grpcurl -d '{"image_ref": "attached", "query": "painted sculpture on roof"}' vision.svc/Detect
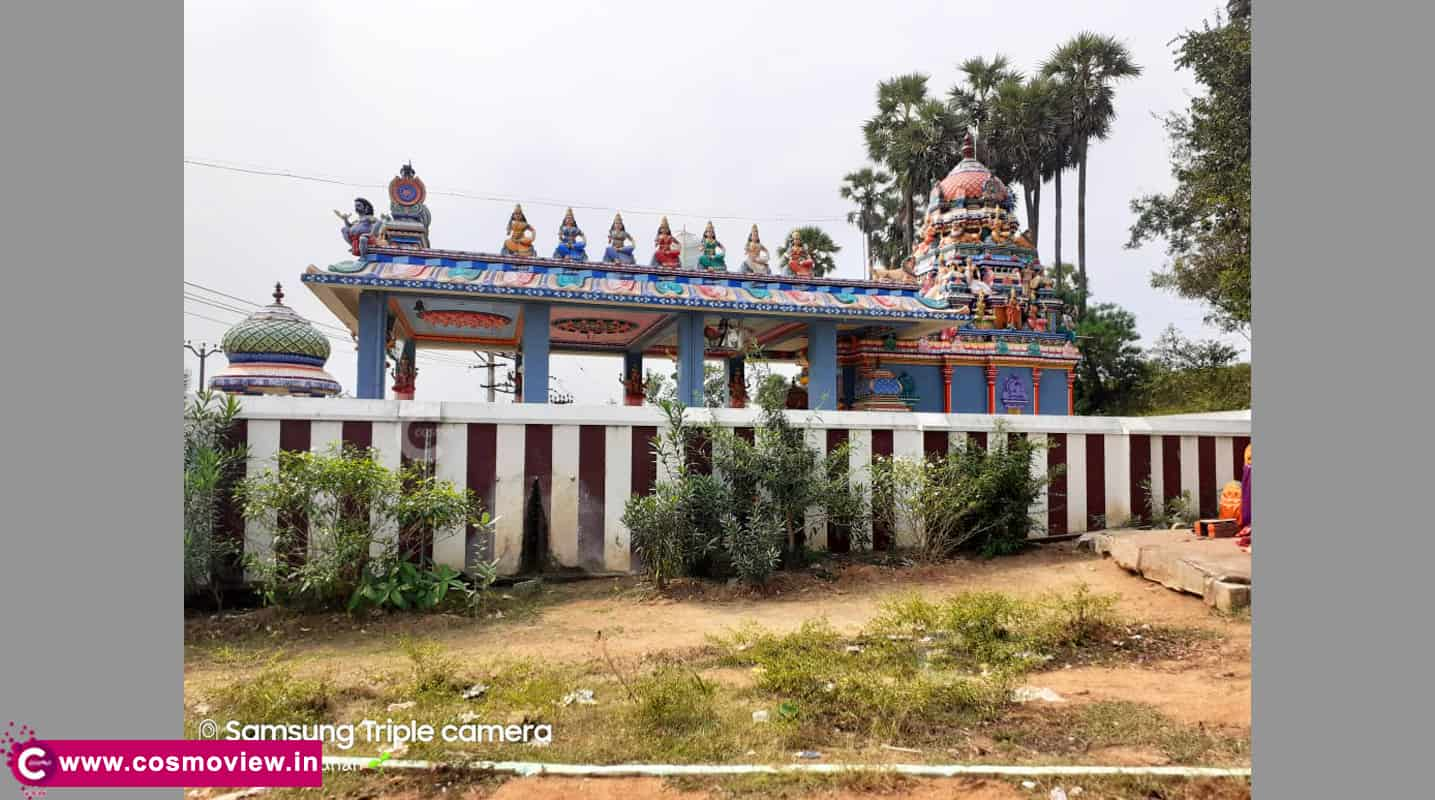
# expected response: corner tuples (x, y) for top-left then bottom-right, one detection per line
(872, 255), (918, 284)
(552, 208), (588, 262)
(740, 225), (771, 274)
(604, 213), (637, 264)
(784, 230), (816, 278)
(651, 216), (682, 268)
(336, 198), (382, 257)
(501, 204), (537, 257)
(697, 221), (726, 271)
(381, 163), (432, 248)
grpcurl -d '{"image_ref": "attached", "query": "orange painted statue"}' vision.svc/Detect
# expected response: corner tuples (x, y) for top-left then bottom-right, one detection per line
(501, 204), (537, 257)
(785, 230), (816, 278)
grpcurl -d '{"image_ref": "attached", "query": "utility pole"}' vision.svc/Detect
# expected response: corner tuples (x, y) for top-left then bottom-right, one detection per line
(184, 340), (224, 388)
(471, 351), (517, 402)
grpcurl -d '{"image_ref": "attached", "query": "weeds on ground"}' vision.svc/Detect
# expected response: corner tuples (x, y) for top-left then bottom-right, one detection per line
(206, 657), (334, 725)
(670, 769), (915, 798)
(987, 700), (1245, 765)
(396, 636), (467, 700)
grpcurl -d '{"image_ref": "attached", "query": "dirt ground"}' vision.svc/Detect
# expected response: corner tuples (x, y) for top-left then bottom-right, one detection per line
(185, 545), (1252, 799)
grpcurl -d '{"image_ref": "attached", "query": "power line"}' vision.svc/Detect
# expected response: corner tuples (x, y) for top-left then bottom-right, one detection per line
(184, 157), (850, 224)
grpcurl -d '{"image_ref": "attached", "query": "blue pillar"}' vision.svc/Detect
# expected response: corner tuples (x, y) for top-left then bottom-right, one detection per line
(675, 312), (706, 407)
(356, 291), (388, 400)
(521, 304), (551, 404)
(807, 320), (837, 411)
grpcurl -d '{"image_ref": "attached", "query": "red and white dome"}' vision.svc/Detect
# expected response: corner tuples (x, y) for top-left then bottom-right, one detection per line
(937, 132), (1010, 204)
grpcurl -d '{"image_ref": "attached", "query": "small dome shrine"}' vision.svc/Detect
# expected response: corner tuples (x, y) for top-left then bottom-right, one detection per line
(937, 132), (1011, 206)
(210, 283), (341, 397)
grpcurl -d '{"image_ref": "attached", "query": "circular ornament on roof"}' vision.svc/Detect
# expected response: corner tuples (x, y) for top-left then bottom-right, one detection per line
(389, 174), (427, 207)
(554, 317), (640, 337)
(419, 309), (512, 329)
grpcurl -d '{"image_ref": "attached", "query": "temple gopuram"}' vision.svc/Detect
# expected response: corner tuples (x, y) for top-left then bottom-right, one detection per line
(303, 140), (1080, 413)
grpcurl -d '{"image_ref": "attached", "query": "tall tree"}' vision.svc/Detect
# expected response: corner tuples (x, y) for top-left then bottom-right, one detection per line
(778, 226), (842, 278)
(839, 167), (891, 272)
(948, 55), (1022, 164)
(1043, 78), (1075, 289)
(988, 76), (1061, 247)
(863, 75), (965, 255)
(1042, 33), (1142, 316)
(1127, 3), (1251, 334)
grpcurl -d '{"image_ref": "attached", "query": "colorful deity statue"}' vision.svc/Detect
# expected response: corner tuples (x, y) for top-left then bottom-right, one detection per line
(603, 213), (637, 264)
(697, 221), (727, 270)
(785, 230), (816, 278)
(965, 257), (992, 297)
(336, 197), (382, 256)
(502, 204), (536, 257)
(552, 208), (588, 261)
(651, 216), (682, 268)
(740, 225), (770, 274)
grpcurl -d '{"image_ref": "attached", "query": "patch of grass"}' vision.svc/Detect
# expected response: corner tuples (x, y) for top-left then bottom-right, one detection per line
(714, 618), (1009, 742)
(631, 664), (718, 732)
(396, 636), (466, 700)
(986, 700), (1247, 765)
(207, 657), (334, 724)
(670, 769), (915, 798)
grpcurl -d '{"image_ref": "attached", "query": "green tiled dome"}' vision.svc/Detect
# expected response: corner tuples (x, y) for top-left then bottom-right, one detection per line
(221, 285), (331, 362)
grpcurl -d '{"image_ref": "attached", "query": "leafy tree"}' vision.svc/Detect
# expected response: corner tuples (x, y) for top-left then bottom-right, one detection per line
(1148, 324), (1239, 371)
(778, 225), (842, 278)
(1128, 2), (1251, 334)
(839, 167), (892, 272)
(1042, 33), (1142, 316)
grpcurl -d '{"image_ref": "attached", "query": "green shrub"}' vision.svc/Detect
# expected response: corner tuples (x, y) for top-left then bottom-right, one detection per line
(183, 391), (248, 607)
(397, 637), (464, 699)
(239, 445), (488, 611)
(918, 428), (1050, 557)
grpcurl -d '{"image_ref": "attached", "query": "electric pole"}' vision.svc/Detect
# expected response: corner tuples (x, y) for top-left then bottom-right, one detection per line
(184, 340), (224, 388)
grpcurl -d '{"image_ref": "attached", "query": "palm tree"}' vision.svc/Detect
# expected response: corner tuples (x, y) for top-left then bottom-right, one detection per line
(863, 74), (940, 255)
(1043, 77), (1076, 291)
(778, 226), (842, 278)
(948, 55), (1022, 163)
(988, 76), (1060, 248)
(839, 167), (891, 274)
(1042, 33), (1142, 315)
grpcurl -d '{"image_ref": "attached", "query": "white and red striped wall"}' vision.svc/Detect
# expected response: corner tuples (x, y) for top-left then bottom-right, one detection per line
(218, 397), (1251, 576)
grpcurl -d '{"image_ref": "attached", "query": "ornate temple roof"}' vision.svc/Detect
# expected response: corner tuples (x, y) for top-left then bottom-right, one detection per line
(211, 284), (341, 397)
(937, 132), (1011, 205)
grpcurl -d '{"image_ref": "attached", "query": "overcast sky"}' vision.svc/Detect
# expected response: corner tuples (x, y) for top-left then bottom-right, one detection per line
(184, 0), (1245, 403)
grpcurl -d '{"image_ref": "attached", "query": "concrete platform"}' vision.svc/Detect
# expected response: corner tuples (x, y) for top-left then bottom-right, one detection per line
(1092, 529), (1251, 612)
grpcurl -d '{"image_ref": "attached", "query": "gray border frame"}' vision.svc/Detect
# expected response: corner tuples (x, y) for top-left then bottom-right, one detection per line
(5, 0), (1434, 796)
(0, 0), (179, 796)
(1256, 0), (1432, 795)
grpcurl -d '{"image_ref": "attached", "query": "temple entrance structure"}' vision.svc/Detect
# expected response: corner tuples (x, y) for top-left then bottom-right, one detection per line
(306, 150), (1080, 414)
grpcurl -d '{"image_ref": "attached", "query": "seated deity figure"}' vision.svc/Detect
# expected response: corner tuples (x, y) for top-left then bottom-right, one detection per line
(552, 208), (588, 261)
(337, 197), (382, 256)
(740, 224), (771, 274)
(784, 230), (816, 278)
(603, 213), (637, 264)
(501, 204), (537, 257)
(697, 221), (727, 270)
(651, 216), (682, 268)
